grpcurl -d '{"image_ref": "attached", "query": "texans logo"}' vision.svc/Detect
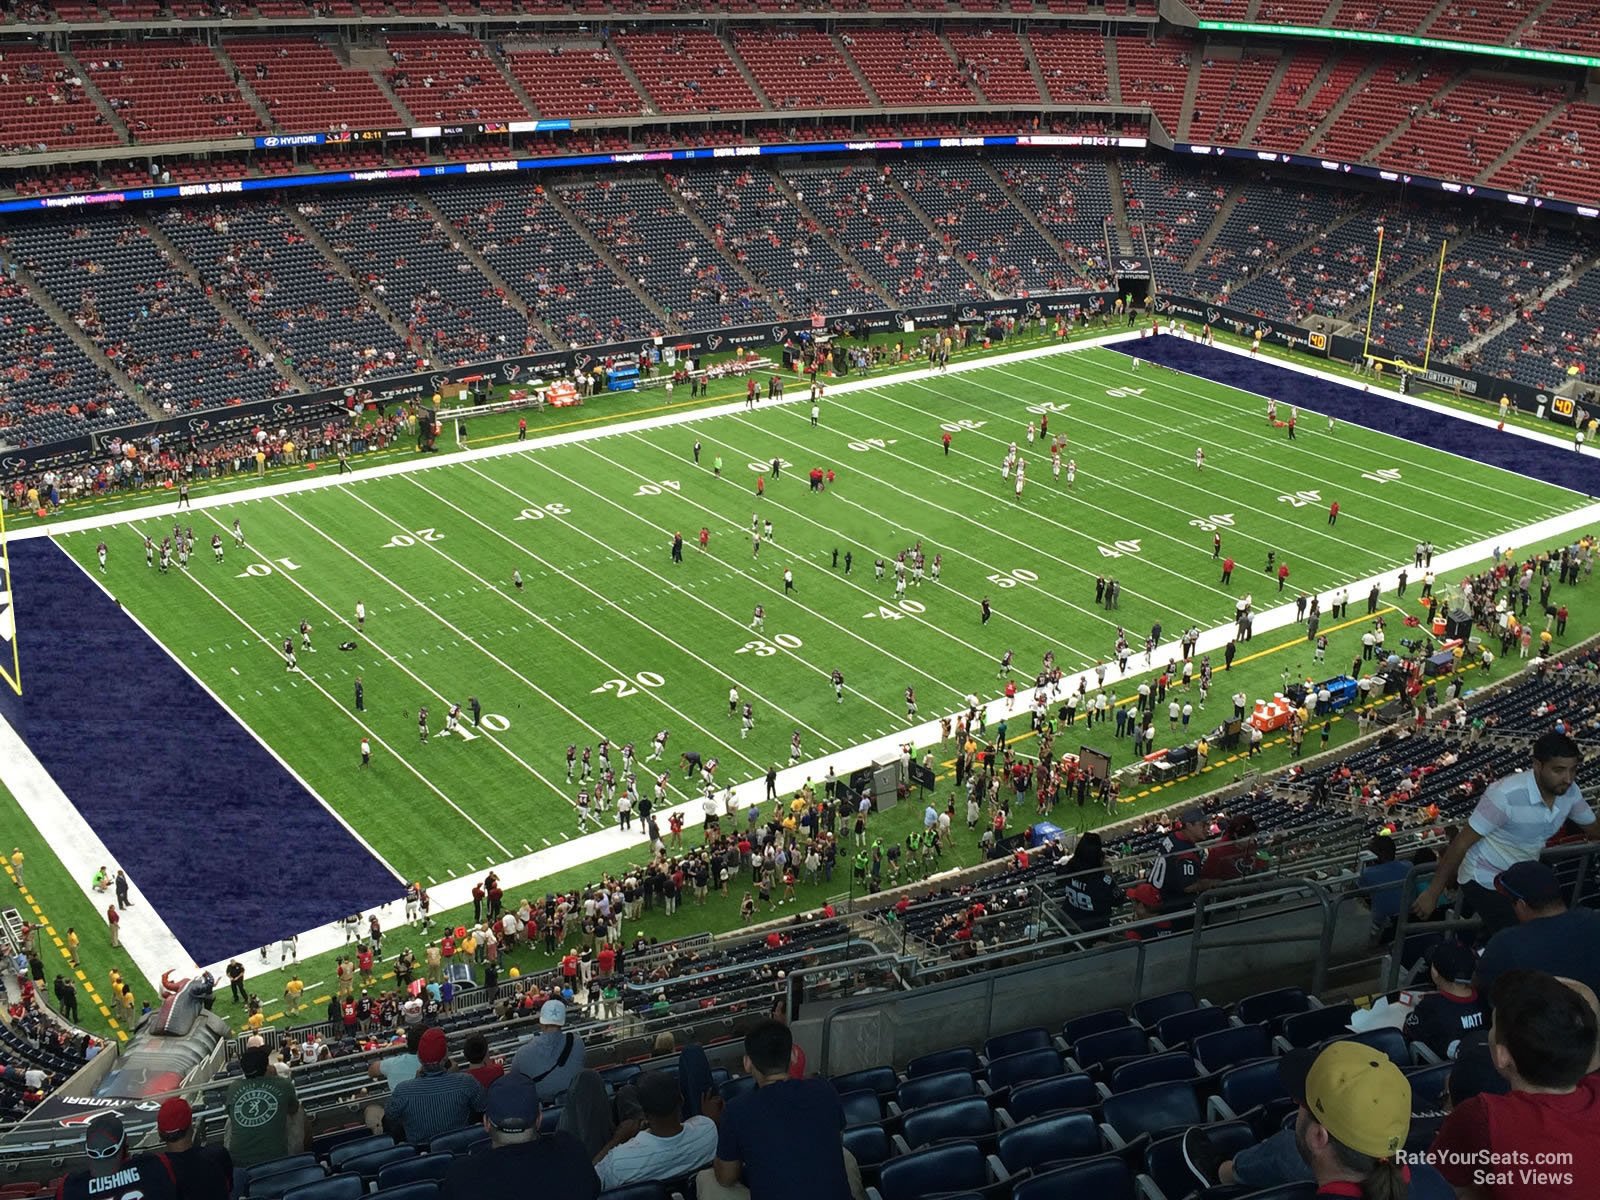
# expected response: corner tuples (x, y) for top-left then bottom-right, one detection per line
(429, 375), (451, 394)
(706, 335), (724, 351)
(1155, 299), (1170, 313)
(271, 402), (293, 420)
(1206, 308), (1220, 323)
(771, 326), (788, 342)
(894, 313), (911, 327)
(1256, 323), (1271, 337)
(575, 354), (593, 371)
(188, 419), (210, 434)
(961, 307), (980, 321)
(503, 364), (521, 382)
(1025, 302), (1042, 317)
(1, 456), (25, 473)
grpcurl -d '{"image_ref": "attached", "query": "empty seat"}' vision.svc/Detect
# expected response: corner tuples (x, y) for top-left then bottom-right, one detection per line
(1005, 1073), (1100, 1122)
(1062, 1009), (1131, 1044)
(1405, 1063), (1452, 1111)
(367, 1185), (441, 1200)
(427, 1128), (491, 1156)
(984, 1027), (1052, 1061)
(282, 1178), (363, 1200)
(1235, 987), (1311, 1029)
(242, 1156), (318, 1195)
(377, 1154), (453, 1190)
(992, 1110), (1103, 1175)
(1012, 1153), (1135, 1200)
(877, 1141), (989, 1200)
(842, 1123), (893, 1180)
(986, 1047), (1064, 1093)
(900, 1096), (996, 1150)
(342, 1146), (417, 1181)
(1156, 1007), (1233, 1048)
(327, 1136), (394, 1170)
(906, 1046), (981, 1078)
(1280, 1005), (1357, 1048)
(840, 1089), (884, 1129)
(720, 1076), (758, 1104)
(896, 1069), (980, 1114)
(1102, 1081), (1202, 1142)
(1194, 1024), (1272, 1073)
(601, 1064), (642, 1090)
(832, 1066), (898, 1098)
(1135, 992), (1199, 1027)
(248, 1168), (328, 1200)
(1219, 1059), (1292, 1116)
(1072, 1025), (1150, 1070)
(1145, 1122), (1256, 1200)
(1109, 1050), (1199, 1093)
(1327, 1028), (1410, 1068)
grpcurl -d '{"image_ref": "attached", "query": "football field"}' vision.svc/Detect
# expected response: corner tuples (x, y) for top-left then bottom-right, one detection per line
(47, 342), (1591, 901)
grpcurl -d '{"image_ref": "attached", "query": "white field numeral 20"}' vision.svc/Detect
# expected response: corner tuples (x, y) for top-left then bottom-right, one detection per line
(1277, 490), (1321, 508)
(592, 671), (666, 698)
(383, 527), (444, 548)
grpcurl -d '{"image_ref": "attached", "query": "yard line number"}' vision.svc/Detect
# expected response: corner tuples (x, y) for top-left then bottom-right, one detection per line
(1187, 513), (1236, 532)
(1097, 540), (1143, 558)
(986, 568), (1038, 589)
(737, 634), (804, 656)
(864, 599), (927, 620)
(515, 504), (572, 521)
(383, 527), (445, 548)
(592, 671), (666, 698)
(439, 713), (512, 741)
(237, 558), (303, 578)
(633, 480), (681, 497)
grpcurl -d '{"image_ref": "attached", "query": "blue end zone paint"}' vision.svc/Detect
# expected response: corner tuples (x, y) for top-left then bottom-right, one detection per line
(1112, 336), (1599, 497)
(2, 536), (402, 966)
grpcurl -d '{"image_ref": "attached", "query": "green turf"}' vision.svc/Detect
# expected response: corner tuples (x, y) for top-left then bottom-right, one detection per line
(52, 345), (1588, 891)
(0, 781), (155, 1042)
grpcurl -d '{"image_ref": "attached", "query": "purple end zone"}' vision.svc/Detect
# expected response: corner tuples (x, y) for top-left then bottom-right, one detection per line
(1111, 335), (1599, 497)
(0, 536), (403, 967)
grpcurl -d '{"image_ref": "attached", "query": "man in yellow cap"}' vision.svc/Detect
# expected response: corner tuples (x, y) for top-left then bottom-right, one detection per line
(9, 847), (21, 888)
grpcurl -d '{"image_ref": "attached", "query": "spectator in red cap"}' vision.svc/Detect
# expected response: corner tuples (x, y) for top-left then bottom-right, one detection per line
(1124, 883), (1171, 941)
(384, 1027), (486, 1146)
(157, 1097), (231, 1200)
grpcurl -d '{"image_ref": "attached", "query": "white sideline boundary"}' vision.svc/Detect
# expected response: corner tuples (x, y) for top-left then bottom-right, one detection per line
(0, 329), (1593, 988)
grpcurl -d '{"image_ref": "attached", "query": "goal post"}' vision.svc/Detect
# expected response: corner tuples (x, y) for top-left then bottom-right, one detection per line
(1362, 226), (1450, 378)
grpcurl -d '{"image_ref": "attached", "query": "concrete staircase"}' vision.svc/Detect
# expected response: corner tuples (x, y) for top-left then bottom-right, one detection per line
(1175, 52), (1205, 142)
(833, 32), (883, 107)
(1454, 256), (1599, 362)
(1183, 185), (1247, 275)
(1105, 34), (1124, 104)
(608, 43), (660, 115)
(1239, 56), (1294, 145)
(1104, 159), (1138, 255)
(213, 45), (277, 131)
(60, 49), (130, 144)
(718, 31), (774, 112)
(412, 191), (561, 347)
(545, 185), (674, 327)
(482, 42), (542, 120)
(0, 254), (150, 415)
(656, 175), (783, 315)
(885, 175), (992, 296)
(138, 217), (312, 394)
(345, 45), (413, 124)
(1362, 70), (1468, 165)
(933, 30), (986, 105)
(1476, 100), (1566, 185)
(1508, 0), (1562, 46)
(283, 205), (437, 363)
(1300, 57), (1386, 152)
(1021, 32), (1053, 104)
(767, 169), (897, 308)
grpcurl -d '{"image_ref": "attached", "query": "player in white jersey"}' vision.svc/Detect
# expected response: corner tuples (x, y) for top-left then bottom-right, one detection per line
(1014, 462), (1026, 500)
(356, 601), (365, 631)
(177, 540), (189, 569)
(232, 519), (244, 546)
(445, 702), (461, 732)
(1131, 357), (1141, 371)
(512, 570), (523, 592)
(97, 542), (107, 572)
(931, 554), (942, 582)
(894, 574), (907, 599)
(300, 619), (314, 652)
(211, 533), (224, 562)
(577, 788), (592, 830)
(905, 686), (918, 719)
(912, 556), (924, 585)
(752, 530), (761, 558)
(763, 519), (773, 543)
(728, 686), (740, 717)
(1066, 459), (1076, 485)
(752, 603), (765, 632)
(1195, 447), (1205, 471)
(1025, 421), (1035, 445)
(145, 536), (154, 567)
(649, 729), (669, 762)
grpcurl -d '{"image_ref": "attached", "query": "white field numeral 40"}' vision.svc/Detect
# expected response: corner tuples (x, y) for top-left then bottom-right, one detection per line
(864, 599), (927, 620)
(593, 671), (666, 698)
(1097, 540), (1142, 558)
(634, 480), (681, 497)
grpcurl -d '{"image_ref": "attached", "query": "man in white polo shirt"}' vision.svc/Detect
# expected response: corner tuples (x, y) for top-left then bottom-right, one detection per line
(1413, 731), (1596, 937)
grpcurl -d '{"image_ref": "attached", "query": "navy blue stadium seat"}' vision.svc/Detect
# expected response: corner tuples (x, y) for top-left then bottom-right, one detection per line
(1326, 1027), (1410, 1067)
(248, 1168), (328, 1200)
(377, 1154), (453, 1190)
(900, 1096), (995, 1150)
(843, 1123), (893, 1182)
(1071, 1025), (1149, 1070)
(241, 1156), (318, 1194)
(1279, 1005), (1356, 1048)
(1145, 1122), (1256, 1200)
(906, 1046), (981, 1078)
(1194, 1023), (1272, 1073)
(1062, 1009), (1131, 1044)
(896, 1068), (980, 1113)
(282, 1178), (362, 1200)
(427, 1127), (491, 1156)
(539, 1106), (562, 1134)
(342, 1145), (417, 1181)
(833, 1066), (899, 1098)
(1234, 987), (1310, 1030)
(326, 1135), (393, 1170)
(311, 1129), (375, 1160)
(601, 1064), (642, 1091)
(1405, 1063), (1453, 1111)
(993, 1111), (1103, 1174)
(1109, 1050), (1200, 1093)
(1135, 992), (1199, 1028)
(1157, 1006), (1232, 1047)
(367, 1185), (441, 1200)
(877, 1141), (989, 1200)
(720, 1075), (758, 1104)
(985, 1047), (1064, 1092)
(1005, 1073), (1100, 1122)
(841, 1088), (885, 1129)
(598, 1185), (672, 1200)
(1012, 1153), (1135, 1200)
(1219, 1060), (1291, 1115)
(983, 1028), (1052, 1061)
(1102, 1081), (1203, 1142)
